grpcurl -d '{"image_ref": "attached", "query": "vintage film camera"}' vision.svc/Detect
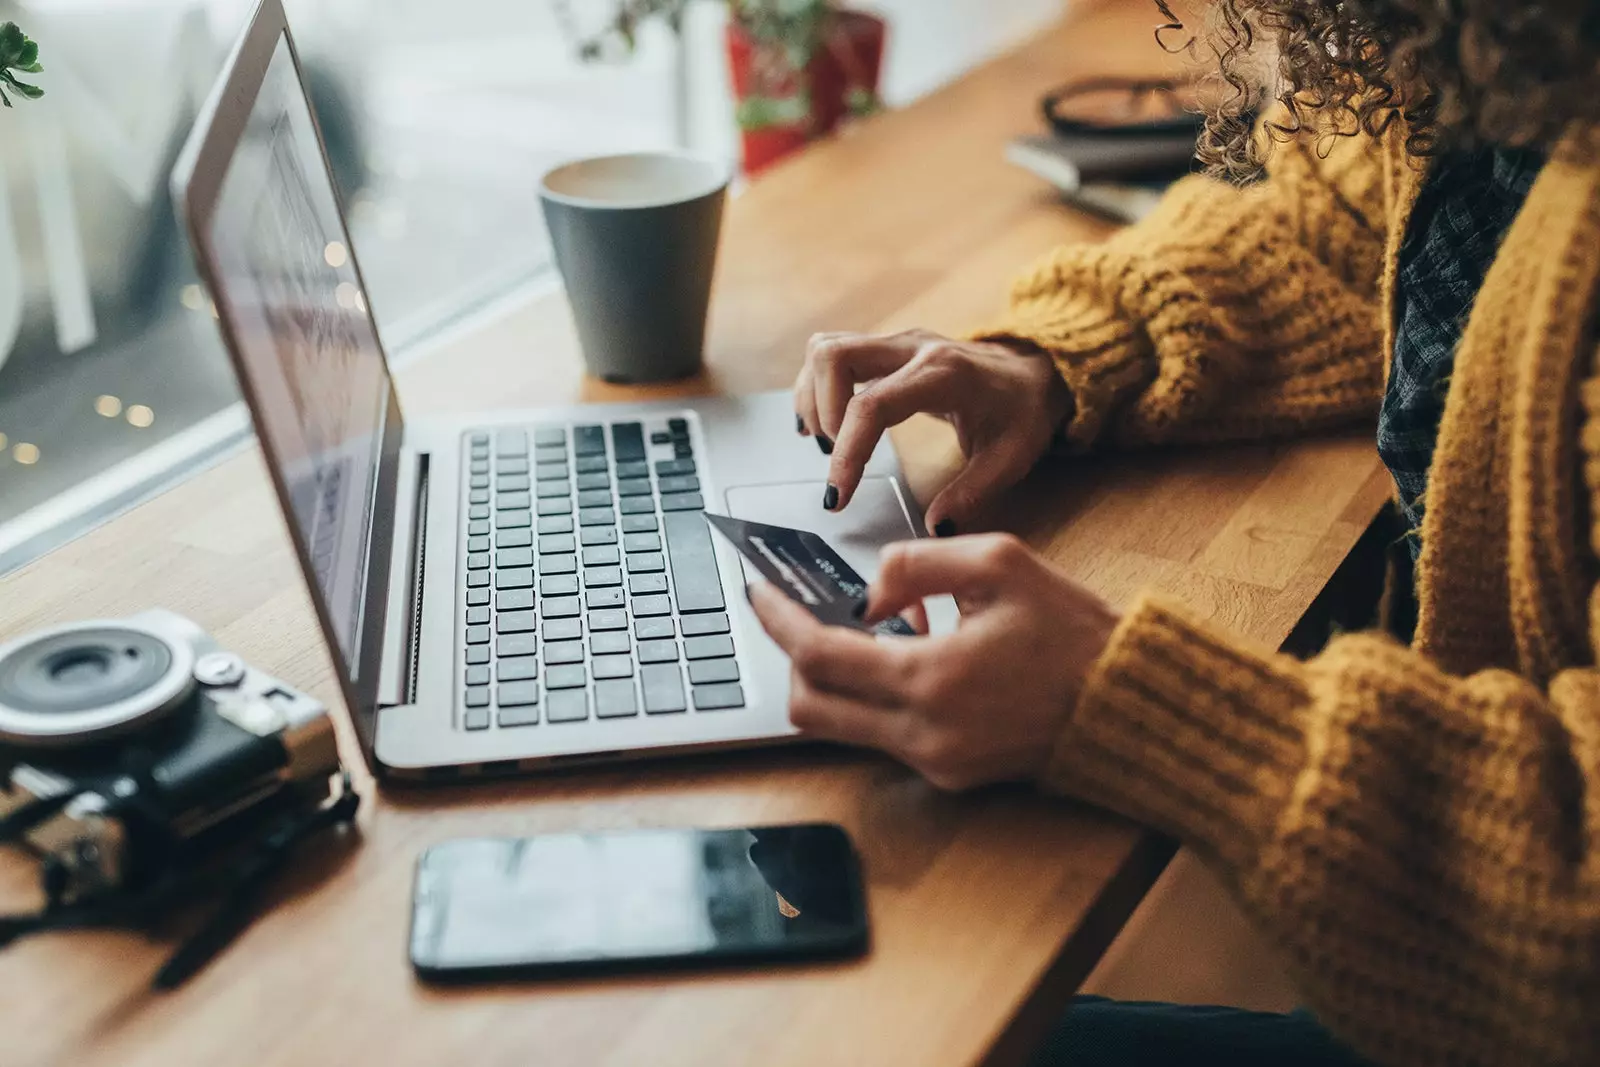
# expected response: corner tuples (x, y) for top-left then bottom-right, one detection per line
(0, 610), (358, 984)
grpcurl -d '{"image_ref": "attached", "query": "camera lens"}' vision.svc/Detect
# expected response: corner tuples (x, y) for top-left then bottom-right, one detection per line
(0, 623), (194, 745)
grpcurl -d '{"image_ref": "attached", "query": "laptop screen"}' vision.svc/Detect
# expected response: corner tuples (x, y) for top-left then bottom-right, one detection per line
(207, 33), (392, 676)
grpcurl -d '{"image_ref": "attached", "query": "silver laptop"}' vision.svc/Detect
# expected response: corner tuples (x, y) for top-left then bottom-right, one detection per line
(171, 0), (941, 780)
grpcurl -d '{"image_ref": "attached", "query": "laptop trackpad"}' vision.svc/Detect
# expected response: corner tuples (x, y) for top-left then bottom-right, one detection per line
(724, 477), (959, 636)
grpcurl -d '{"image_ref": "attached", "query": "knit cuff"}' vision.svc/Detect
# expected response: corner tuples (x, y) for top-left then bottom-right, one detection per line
(1043, 593), (1311, 872)
(972, 289), (1152, 452)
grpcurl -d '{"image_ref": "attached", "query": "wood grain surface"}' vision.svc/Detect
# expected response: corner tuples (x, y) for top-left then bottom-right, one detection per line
(0, 4), (1390, 1066)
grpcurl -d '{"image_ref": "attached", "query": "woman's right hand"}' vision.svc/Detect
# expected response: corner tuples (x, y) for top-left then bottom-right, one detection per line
(794, 329), (1073, 534)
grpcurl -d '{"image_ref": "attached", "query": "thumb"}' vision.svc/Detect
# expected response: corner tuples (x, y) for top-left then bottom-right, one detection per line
(924, 444), (1031, 536)
(864, 534), (1026, 623)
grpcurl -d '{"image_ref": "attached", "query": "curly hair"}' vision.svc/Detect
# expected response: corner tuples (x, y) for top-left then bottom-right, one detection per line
(1154, 0), (1600, 181)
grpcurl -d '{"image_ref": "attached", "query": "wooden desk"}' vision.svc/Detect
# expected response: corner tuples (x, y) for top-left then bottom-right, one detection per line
(0, 5), (1390, 1066)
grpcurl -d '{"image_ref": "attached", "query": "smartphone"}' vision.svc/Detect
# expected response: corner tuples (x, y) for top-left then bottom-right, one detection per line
(409, 823), (869, 981)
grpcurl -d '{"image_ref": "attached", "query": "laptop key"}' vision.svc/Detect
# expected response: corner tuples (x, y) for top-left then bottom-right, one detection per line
(496, 569), (534, 590)
(467, 571), (490, 589)
(693, 683), (745, 711)
(546, 665), (587, 690)
(621, 514), (658, 534)
(541, 554), (578, 576)
(499, 681), (541, 708)
(495, 430), (527, 456)
(689, 658), (739, 685)
(537, 480), (571, 499)
(627, 552), (666, 574)
(471, 459), (490, 476)
(498, 491), (532, 511)
(592, 655), (634, 680)
(468, 535), (490, 554)
(466, 647), (491, 666)
(471, 432), (490, 447)
(540, 575), (580, 597)
(465, 665), (491, 686)
(581, 526), (619, 547)
(537, 497), (573, 517)
(497, 611), (537, 634)
(595, 679), (639, 719)
(467, 607), (490, 626)
(668, 417), (689, 435)
(466, 625), (491, 645)
(636, 617), (675, 640)
(638, 639), (679, 665)
(663, 511), (726, 613)
(534, 462), (567, 481)
(591, 631), (631, 655)
(658, 475), (700, 495)
(467, 553), (490, 571)
(685, 635), (735, 660)
(499, 475), (531, 493)
(584, 566), (622, 588)
(499, 705), (540, 729)
(583, 545), (621, 567)
(615, 460), (649, 481)
(500, 457), (530, 476)
(680, 613), (730, 637)
(499, 656), (539, 682)
(576, 472), (611, 492)
(575, 425), (608, 456)
(498, 634), (537, 657)
(623, 532), (661, 554)
(674, 442), (694, 458)
(464, 706), (491, 731)
(587, 588), (625, 610)
(470, 474), (489, 491)
(641, 664), (687, 715)
(497, 588), (535, 612)
(465, 686), (490, 708)
(575, 454), (608, 475)
(534, 445), (568, 465)
(469, 520), (490, 537)
(651, 431), (671, 445)
(544, 641), (584, 666)
(539, 533), (577, 555)
(588, 609), (629, 632)
(616, 479), (653, 498)
(470, 489), (489, 506)
(496, 510), (532, 530)
(533, 426), (567, 447)
(629, 573), (669, 596)
(544, 596), (581, 619)
(497, 548), (533, 569)
(574, 489), (609, 510)
(655, 458), (697, 478)
(498, 528), (533, 549)
(612, 423), (647, 462)
(533, 614), (578, 641)
(579, 507), (616, 527)
(537, 515), (574, 535)
(468, 588), (491, 607)
(631, 595), (672, 618)
(546, 689), (589, 723)
(469, 504), (490, 521)
(660, 492), (704, 513)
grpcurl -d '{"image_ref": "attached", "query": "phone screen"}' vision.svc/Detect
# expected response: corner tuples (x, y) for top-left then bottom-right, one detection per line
(409, 824), (868, 978)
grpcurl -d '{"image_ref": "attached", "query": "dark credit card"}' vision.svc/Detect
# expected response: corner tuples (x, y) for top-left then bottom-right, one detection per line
(704, 513), (916, 636)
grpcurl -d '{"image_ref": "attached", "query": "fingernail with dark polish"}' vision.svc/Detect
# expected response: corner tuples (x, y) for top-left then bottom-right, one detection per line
(817, 435), (834, 456)
(823, 484), (840, 511)
(795, 414), (808, 436)
(934, 519), (957, 538)
(851, 598), (869, 621)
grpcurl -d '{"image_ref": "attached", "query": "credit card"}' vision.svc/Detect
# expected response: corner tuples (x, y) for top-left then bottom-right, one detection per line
(704, 513), (916, 636)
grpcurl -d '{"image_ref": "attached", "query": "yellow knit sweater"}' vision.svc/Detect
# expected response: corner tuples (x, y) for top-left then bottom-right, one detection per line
(984, 120), (1600, 1067)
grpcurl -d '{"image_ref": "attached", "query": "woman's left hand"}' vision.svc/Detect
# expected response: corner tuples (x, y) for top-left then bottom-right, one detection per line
(747, 534), (1121, 791)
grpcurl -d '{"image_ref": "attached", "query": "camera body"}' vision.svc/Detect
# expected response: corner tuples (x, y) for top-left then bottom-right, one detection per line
(0, 610), (339, 904)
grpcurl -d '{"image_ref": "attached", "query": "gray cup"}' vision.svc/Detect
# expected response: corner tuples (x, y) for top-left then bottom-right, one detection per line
(540, 152), (731, 384)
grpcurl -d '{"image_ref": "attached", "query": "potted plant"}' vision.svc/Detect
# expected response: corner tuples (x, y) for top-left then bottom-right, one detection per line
(0, 21), (44, 107)
(725, 0), (884, 174)
(556, 0), (885, 174)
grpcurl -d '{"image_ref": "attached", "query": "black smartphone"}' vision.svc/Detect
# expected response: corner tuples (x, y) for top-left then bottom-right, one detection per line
(409, 823), (869, 981)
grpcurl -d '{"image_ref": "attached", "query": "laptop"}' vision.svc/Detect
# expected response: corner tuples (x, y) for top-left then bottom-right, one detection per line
(171, 0), (944, 780)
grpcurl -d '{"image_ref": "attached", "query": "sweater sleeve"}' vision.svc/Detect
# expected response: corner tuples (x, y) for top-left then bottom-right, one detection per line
(978, 131), (1390, 449)
(1049, 593), (1600, 1066)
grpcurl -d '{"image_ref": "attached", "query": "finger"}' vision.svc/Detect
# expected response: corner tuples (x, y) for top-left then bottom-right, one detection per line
(810, 332), (922, 441)
(747, 582), (912, 704)
(902, 600), (930, 635)
(827, 356), (966, 511)
(794, 353), (819, 438)
(923, 441), (1033, 534)
(787, 669), (912, 757)
(864, 534), (1034, 622)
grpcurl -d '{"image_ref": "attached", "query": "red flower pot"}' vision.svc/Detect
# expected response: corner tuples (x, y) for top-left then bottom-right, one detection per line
(726, 9), (888, 175)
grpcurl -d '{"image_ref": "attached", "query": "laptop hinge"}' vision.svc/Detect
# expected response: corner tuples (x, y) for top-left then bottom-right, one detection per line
(377, 448), (429, 709)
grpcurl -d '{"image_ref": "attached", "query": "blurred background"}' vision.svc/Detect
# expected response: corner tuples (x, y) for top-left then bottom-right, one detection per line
(0, 0), (1065, 572)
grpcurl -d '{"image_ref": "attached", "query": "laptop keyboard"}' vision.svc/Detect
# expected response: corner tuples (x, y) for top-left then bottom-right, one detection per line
(457, 416), (746, 730)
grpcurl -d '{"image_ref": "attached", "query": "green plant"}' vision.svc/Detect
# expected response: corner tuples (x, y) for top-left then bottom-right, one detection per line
(0, 22), (43, 108)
